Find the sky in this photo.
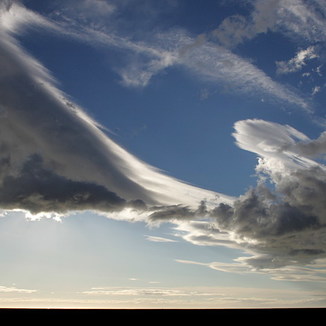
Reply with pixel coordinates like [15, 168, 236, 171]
[0, 0, 326, 308]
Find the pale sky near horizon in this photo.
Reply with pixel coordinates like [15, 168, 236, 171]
[0, 0, 326, 308]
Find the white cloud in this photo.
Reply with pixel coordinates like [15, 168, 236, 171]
[83, 287, 190, 297]
[80, 284, 326, 308]
[178, 38, 311, 111]
[312, 86, 321, 96]
[31, 1, 312, 110]
[278, 0, 326, 43]
[0, 285, 36, 294]
[145, 235, 177, 243]
[276, 46, 319, 75]
[176, 258, 326, 283]
[0, 0, 59, 35]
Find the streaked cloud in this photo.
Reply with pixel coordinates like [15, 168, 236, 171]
[80, 284, 326, 308]
[0, 285, 36, 294]
[176, 258, 326, 283]
[25, 0, 312, 111]
[145, 235, 178, 243]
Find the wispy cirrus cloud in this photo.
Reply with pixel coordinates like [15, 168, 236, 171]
[145, 235, 178, 243]
[31, 0, 312, 111]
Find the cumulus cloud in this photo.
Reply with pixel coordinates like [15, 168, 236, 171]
[143, 119, 326, 272]
[172, 120, 326, 269]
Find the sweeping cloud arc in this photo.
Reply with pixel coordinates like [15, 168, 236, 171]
[0, 6, 233, 216]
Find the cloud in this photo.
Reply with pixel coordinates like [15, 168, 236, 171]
[145, 235, 178, 243]
[212, 0, 281, 48]
[0, 285, 36, 294]
[0, 0, 59, 35]
[33, 1, 312, 110]
[81, 284, 326, 308]
[0, 154, 127, 214]
[178, 38, 311, 111]
[1, 1, 325, 277]
[206, 120, 326, 268]
[83, 287, 190, 297]
[0, 2, 231, 218]
[176, 258, 326, 283]
[213, 0, 326, 48]
[276, 46, 319, 75]
[311, 86, 322, 96]
[155, 119, 326, 273]
[278, 0, 326, 43]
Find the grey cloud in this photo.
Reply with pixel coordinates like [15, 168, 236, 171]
[149, 200, 207, 222]
[212, 0, 281, 48]
[0, 28, 166, 208]
[294, 132, 326, 158]
[211, 184, 321, 239]
[167, 121, 326, 270]
[172, 177, 326, 269]
[213, 0, 326, 48]
[0, 154, 128, 214]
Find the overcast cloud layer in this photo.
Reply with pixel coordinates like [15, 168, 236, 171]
[1, 1, 326, 276]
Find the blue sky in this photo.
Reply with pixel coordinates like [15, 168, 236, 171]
[0, 0, 326, 308]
